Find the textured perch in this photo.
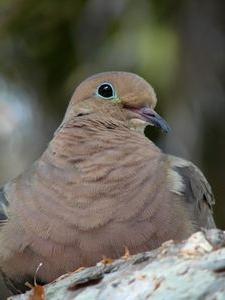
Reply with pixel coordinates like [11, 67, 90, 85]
[9, 229, 225, 300]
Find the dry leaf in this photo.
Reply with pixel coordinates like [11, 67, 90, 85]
[100, 255, 114, 265]
[122, 246, 131, 259]
[28, 263, 46, 300]
[29, 285, 45, 300]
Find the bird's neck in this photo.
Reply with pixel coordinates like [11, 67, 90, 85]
[42, 117, 161, 169]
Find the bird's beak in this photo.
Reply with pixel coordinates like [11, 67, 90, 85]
[128, 107, 171, 133]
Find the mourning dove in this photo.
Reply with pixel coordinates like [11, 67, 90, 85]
[0, 72, 215, 294]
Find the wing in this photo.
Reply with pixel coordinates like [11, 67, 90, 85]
[168, 156, 216, 229]
[0, 187, 9, 228]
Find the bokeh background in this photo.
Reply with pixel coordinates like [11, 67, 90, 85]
[0, 0, 224, 226]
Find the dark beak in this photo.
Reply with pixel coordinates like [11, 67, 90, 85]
[129, 107, 171, 133]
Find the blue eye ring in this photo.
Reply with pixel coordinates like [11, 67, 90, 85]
[96, 82, 116, 99]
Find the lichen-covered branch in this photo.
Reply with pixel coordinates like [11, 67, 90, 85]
[9, 229, 225, 300]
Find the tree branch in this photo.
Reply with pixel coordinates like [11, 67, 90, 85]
[9, 229, 225, 300]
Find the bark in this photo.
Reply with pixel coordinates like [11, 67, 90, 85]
[8, 229, 225, 300]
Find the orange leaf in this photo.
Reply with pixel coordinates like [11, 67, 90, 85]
[100, 255, 114, 265]
[29, 285, 45, 300]
[28, 262, 45, 300]
[122, 246, 131, 259]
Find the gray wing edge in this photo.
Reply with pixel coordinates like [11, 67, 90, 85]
[168, 155, 216, 229]
[0, 187, 9, 227]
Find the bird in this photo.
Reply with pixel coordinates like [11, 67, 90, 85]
[0, 71, 215, 294]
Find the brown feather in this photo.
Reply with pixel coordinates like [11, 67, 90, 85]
[0, 72, 216, 293]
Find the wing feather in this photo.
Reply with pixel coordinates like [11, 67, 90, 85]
[168, 156, 216, 229]
[0, 187, 9, 227]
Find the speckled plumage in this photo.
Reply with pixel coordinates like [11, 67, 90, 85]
[0, 72, 215, 294]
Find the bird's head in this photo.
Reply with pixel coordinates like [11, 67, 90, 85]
[63, 71, 170, 133]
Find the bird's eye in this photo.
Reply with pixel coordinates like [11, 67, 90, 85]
[97, 83, 115, 99]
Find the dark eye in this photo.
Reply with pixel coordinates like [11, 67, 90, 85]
[97, 83, 115, 99]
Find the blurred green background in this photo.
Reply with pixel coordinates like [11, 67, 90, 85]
[0, 0, 224, 226]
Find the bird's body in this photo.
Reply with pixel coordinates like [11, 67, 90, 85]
[0, 72, 215, 294]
